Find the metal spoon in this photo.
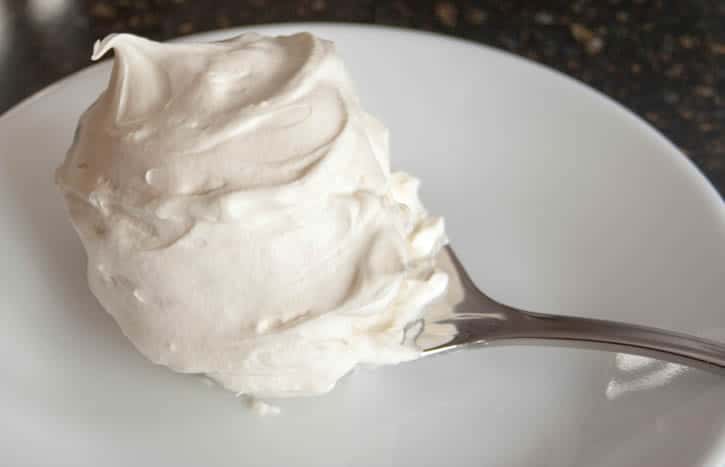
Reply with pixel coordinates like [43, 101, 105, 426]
[413, 246, 725, 371]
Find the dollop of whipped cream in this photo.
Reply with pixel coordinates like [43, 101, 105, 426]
[56, 32, 447, 398]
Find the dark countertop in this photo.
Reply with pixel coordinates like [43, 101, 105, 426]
[2, 0, 723, 196]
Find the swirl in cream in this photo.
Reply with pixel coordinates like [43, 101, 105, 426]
[56, 32, 447, 398]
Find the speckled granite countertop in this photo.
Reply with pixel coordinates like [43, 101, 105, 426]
[2, 0, 722, 196]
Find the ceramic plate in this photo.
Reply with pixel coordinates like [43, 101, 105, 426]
[1, 24, 724, 467]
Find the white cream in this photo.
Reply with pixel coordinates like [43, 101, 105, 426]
[246, 397, 281, 416]
[56, 32, 447, 398]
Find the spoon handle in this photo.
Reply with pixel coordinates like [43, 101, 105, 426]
[487, 310, 725, 371]
[431, 246, 725, 372]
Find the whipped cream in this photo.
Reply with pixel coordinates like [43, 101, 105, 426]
[56, 32, 447, 398]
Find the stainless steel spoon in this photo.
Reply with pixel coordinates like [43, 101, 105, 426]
[413, 246, 725, 371]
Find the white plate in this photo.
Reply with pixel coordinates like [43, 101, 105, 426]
[1, 24, 724, 467]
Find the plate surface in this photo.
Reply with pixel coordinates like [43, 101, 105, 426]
[1, 24, 724, 467]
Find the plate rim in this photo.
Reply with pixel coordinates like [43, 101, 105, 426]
[2, 22, 723, 215]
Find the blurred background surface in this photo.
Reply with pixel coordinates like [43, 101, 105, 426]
[0, 0, 722, 194]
